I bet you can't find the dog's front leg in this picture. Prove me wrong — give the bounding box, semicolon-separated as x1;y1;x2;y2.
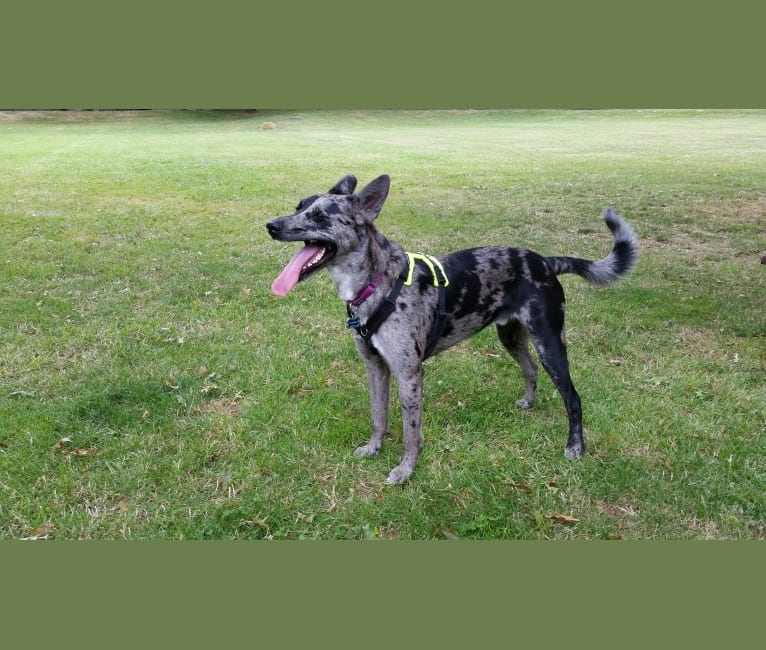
386;365;424;484
353;347;391;458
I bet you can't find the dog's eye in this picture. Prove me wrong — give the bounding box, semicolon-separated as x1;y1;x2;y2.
307;209;332;227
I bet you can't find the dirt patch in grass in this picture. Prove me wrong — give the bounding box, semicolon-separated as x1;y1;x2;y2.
621;442;671;465
693;195;766;225
192;397;243;417
686;517;721;539
595;499;640;537
673;326;728;364
643;196;765;259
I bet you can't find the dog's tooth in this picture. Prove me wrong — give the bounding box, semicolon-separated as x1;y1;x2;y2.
304;247;326;270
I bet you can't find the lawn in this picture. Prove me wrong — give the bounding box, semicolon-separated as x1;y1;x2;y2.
0;109;764;539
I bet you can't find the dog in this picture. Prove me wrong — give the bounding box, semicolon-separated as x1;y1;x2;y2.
267;174;638;484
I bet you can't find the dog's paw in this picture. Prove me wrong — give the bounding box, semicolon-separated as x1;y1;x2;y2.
385;464;413;485
515;398;534;409
563;441;584;460
353;444;380;458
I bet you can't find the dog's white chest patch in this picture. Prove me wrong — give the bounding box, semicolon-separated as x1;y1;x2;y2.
328;267;357;302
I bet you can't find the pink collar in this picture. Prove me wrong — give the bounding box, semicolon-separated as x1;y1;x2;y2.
347;271;386;308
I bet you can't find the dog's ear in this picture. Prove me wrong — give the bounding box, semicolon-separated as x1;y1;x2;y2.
356;175;390;222
328;175;358;195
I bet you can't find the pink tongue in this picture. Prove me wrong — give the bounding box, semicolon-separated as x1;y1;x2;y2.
271;245;324;296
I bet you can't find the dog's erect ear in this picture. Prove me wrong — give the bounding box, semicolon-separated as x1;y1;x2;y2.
328;175;358;195
356;175;390;222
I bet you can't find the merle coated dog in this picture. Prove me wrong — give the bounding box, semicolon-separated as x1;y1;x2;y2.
267;175;638;484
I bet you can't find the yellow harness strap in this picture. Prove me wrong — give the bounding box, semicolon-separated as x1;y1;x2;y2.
404;252;450;287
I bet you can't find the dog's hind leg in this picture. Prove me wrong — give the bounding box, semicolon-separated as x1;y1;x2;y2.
525;304;585;459
354;348;391;458
496;320;538;409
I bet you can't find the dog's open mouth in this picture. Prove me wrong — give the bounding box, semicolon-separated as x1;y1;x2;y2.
271;241;337;296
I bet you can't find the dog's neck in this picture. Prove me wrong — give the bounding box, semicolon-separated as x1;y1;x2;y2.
329;225;405;305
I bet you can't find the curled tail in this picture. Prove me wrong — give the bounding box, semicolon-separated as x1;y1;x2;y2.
547;208;638;286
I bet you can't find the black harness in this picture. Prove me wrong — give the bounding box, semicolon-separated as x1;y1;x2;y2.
347;254;449;360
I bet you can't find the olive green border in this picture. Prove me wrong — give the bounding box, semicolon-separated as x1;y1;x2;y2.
2;1;764;107
3;542;764;645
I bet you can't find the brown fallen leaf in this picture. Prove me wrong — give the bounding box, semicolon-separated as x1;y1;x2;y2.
30;522;56;536
515;482;534;493
548;513;579;524
20;521;56;540
52;437;72;451
64;448;97;458
118;499;129;513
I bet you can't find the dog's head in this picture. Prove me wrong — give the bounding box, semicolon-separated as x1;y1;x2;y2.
267;174;390;296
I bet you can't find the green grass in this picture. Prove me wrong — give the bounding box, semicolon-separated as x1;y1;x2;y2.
1;109;764;539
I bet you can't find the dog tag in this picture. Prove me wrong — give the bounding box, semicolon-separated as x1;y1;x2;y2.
347;316;361;329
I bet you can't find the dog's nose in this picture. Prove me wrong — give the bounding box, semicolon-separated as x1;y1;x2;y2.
266;220;280;238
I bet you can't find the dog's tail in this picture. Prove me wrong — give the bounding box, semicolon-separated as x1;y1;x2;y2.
546;208;638;286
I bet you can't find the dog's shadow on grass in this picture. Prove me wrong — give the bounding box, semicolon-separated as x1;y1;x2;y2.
57;375;203;438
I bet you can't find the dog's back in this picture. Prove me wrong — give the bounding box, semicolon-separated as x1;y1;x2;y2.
412;209;637;356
